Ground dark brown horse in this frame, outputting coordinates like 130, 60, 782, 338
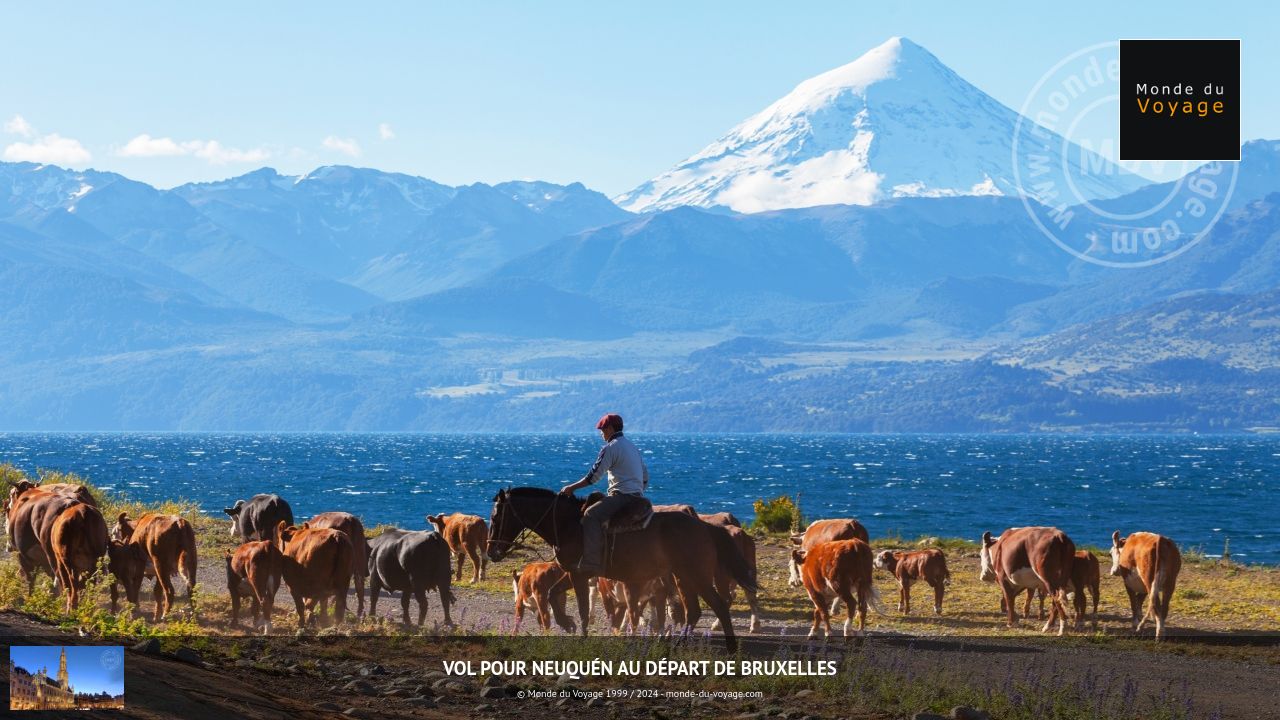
485, 487, 756, 652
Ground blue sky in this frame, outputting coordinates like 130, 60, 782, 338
9, 645, 125, 696
2, 1, 1275, 193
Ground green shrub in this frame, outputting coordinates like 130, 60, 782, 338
750, 494, 802, 534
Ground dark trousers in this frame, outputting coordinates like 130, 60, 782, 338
581, 493, 647, 568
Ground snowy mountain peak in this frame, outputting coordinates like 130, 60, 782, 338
616, 37, 1146, 214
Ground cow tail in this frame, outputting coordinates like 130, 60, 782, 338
865, 582, 887, 616
177, 518, 198, 593
711, 525, 757, 594
942, 564, 952, 587
1147, 537, 1164, 624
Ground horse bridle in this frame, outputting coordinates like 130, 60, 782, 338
489, 489, 565, 562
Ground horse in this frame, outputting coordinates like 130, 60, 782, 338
485, 487, 756, 652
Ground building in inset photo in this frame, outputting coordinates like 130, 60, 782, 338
9, 646, 124, 711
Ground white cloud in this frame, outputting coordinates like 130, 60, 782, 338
4, 114, 34, 137
322, 135, 362, 157
119, 134, 187, 157
3, 133, 92, 166
378, 123, 395, 141
117, 134, 270, 165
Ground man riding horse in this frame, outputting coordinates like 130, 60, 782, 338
558, 413, 649, 576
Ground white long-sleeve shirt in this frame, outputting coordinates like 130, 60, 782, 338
581, 433, 649, 495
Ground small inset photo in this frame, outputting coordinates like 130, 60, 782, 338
9, 646, 125, 711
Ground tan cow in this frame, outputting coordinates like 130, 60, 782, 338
307, 511, 369, 618
789, 518, 869, 587
1110, 530, 1182, 640
226, 540, 283, 634
792, 539, 882, 639
427, 512, 487, 583
979, 527, 1075, 635
112, 513, 199, 621
873, 549, 950, 615
512, 561, 576, 632
49, 503, 109, 612
276, 520, 353, 627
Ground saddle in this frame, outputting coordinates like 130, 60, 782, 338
583, 492, 654, 534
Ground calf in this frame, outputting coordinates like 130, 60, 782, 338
112, 513, 198, 621
308, 511, 369, 618
1003, 552, 1101, 631
226, 540, 283, 634
789, 518, 869, 587
873, 549, 950, 615
512, 561, 576, 632
591, 576, 672, 634
107, 540, 146, 613
49, 503, 109, 612
979, 527, 1075, 635
792, 539, 880, 639
277, 520, 353, 628
427, 512, 487, 583
224, 494, 293, 541
1110, 530, 1182, 640
367, 527, 454, 626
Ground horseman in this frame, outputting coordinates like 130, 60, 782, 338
559, 413, 649, 576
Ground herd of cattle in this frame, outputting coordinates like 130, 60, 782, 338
2, 480, 1184, 641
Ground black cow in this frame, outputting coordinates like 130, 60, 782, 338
223, 494, 293, 542
367, 528, 454, 626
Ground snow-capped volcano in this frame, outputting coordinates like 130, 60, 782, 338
616, 37, 1147, 213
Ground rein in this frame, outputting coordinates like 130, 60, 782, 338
493, 491, 570, 564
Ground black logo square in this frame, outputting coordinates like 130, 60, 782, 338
1120, 39, 1240, 161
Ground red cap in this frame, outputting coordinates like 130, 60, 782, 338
595, 413, 623, 432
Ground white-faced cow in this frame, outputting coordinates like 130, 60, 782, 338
873, 548, 950, 615
224, 494, 294, 542
789, 518, 869, 587
1110, 530, 1182, 640
979, 526, 1075, 635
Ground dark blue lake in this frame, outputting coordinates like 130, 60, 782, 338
1, 433, 1276, 563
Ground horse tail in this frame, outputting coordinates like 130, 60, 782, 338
710, 525, 757, 594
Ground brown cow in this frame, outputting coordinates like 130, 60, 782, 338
708, 524, 762, 633
49, 503, 109, 612
6, 490, 83, 594
789, 519, 869, 587
979, 527, 1075, 635
873, 549, 951, 615
276, 520, 353, 627
226, 540, 283, 634
512, 561, 576, 632
427, 513, 487, 583
112, 513, 199, 621
698, 512, 742, 528
1003, 550, 1101, 631
1110, 530, 1182, 640
6, 480, 97, 513
652, 503, 698, 516
792, 539, 881, 639
308, 511, 369, 618
107, 540, 147, 613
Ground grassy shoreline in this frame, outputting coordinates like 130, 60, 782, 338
3, 465, 1278, 719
